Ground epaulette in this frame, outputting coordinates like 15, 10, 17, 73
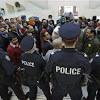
5, 55, 10, 61
51, 52, 55, 55
50, 49, 61, 56
95, 52, 100, 57
83, 53, 88, 58
77, 51, 88, 58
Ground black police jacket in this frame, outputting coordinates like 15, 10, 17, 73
20, 51, 46, 83
46, 48, 91, 90
0, 49, 16, 82
90, 53, 100, 81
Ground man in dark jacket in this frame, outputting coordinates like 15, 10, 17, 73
78, 28, 100, 59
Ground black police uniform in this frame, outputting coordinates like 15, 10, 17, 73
0, 48, 25, 100
87, 53, 100, 100
46, 23, 91, 100
20, 36, 51, 100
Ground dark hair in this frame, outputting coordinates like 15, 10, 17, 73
10, 18, 14, 21
48, 15, 52, 18
92, 16, 97, 21
62, 38, 77, 46
87, 19, 91, 22
79, 17, 82, 20
42, 19, 46, 22
42, 19, 48, 23
5, 19, 9, 21
15, 2, 20, 8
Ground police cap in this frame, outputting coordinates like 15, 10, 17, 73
8, 33, 18, 41
59, 23, 81, 40
21, 15, 26, 20
33, 16, 39, 20
20, 36, 34, 52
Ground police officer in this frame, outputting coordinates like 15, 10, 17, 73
0, 48, 26, 100
20, 36, 52, 100
46, 23, 91, 100
87, 52, 100, 100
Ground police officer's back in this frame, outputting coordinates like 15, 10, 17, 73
0, 48, 15, 100
46, 23, 91, 100
0, 48, 26, 100
0, 48, 16, 82
21, 40, 45, 83
87, 53, 100, 100
20, 36, 51, 100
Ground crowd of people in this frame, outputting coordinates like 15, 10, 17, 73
0, 13, 100, 100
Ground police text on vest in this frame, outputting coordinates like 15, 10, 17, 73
22, 60, 35, 68
56, 66, 81, 75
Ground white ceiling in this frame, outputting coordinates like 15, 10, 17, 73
6, 0, 48, 9
1, 0, 100, 19
5, 0, 100, 9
